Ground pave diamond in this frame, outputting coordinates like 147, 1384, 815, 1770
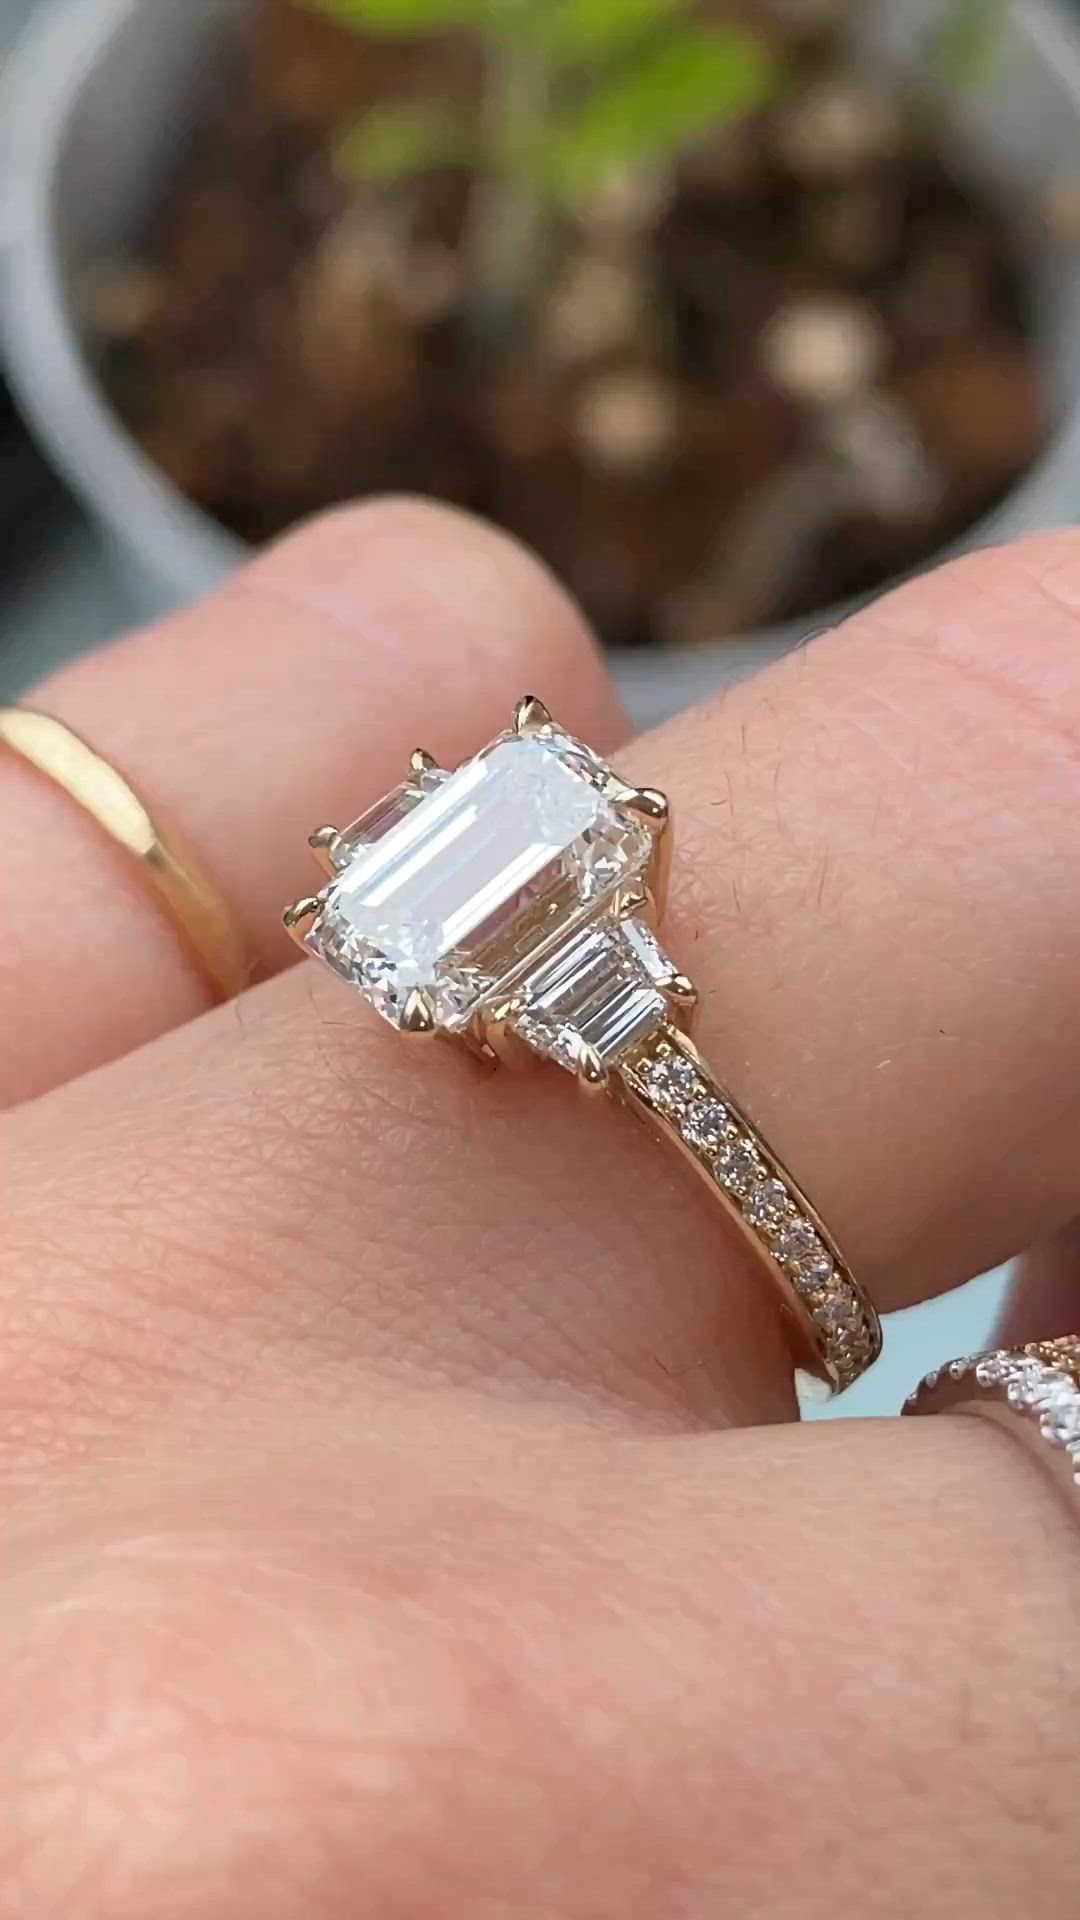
1007, 1363, 1045, 1408
308, 731, 650, 1029
683, 1098, 731, 1149
790, 1251, 836, 1296
975, 1353, 1011, 1388
773, 1218, 834, 1293
714, 1138, 765, 1197
512, 1010, 581, 1072
644, 1054, 701, 1107
775, 1218, 819, 1266
812, 1286, 860, 1331
1020, 1371, 1080, 1449
919, 1350, 1080, 1464
981, 1356, 1080, 1454
743, 1179, 792, 1232
1028, 1371, 1075, 1412
1042, 1399, 1080, 1448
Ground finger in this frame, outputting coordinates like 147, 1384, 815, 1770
4, 1384, 1078, 1918
9, 532, 1080, 1446
655, 529, 1080, 1316
995, 1226, 1080, 1349
0, 499, 619, 1105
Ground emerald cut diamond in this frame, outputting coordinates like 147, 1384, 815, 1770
307, 730, 651, 1031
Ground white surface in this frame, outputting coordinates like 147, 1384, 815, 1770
0, 0, 42, 53
808, 1268, 1009, 1421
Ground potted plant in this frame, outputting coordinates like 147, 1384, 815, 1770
4, 0, 1080, 724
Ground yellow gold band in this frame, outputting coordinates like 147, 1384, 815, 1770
285, 695, 879, 1396
0, 707, 250, 1003
621, 1022, 882, 1393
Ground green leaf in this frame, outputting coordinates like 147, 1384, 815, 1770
336, 102, 476, 180
549, 0, 688, 61
547, 27, 781, 200
299, 0, 487, 40
927, 0, 1002, 94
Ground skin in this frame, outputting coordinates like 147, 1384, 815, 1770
0, 499, 1078, 1917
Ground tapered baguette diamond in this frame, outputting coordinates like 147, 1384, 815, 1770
513, 919, 673, 1072
307, 731, 650, 1029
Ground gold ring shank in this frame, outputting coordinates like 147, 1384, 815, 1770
0, 707, 250, 1003
619, 1021, 881, 1394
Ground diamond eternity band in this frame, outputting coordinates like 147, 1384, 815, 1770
284, 697, 882, 1395
904, 1338, 1080, 1508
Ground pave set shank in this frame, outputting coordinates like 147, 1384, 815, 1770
285, 699, 881, 1395
905, 1338, 1080, 1507
621, 1032, 879, 1393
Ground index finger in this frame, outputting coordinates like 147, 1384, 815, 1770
0, 499, 620, 1105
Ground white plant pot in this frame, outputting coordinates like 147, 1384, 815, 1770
5, 0, 1080, 727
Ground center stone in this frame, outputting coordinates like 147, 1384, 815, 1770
308, 731, 651, 1030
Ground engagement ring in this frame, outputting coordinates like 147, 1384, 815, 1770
284, 698, 881, 1394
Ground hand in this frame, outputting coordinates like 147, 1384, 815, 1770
2, 502, 1077, 1918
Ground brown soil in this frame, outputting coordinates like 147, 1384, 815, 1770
86, 0, 1048, 650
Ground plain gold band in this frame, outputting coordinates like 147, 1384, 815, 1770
0, 707, 250, 1003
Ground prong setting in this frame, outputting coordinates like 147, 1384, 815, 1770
401, 987, 438, 1036
308, 825, 346, 875
665, 971, 698, 1035
458, 1012, 502, 1070
624, 786, 669, 829
667, 973, 697, 1007
576, 1043, 609, 1097
295, 722, 655, 1035
512, 695, 553, 735
618, 788, 672, 917
478, 1010, 539, 1072
283, 895, 323, 949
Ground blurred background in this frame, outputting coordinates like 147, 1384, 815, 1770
4, 0, 1073, 1409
